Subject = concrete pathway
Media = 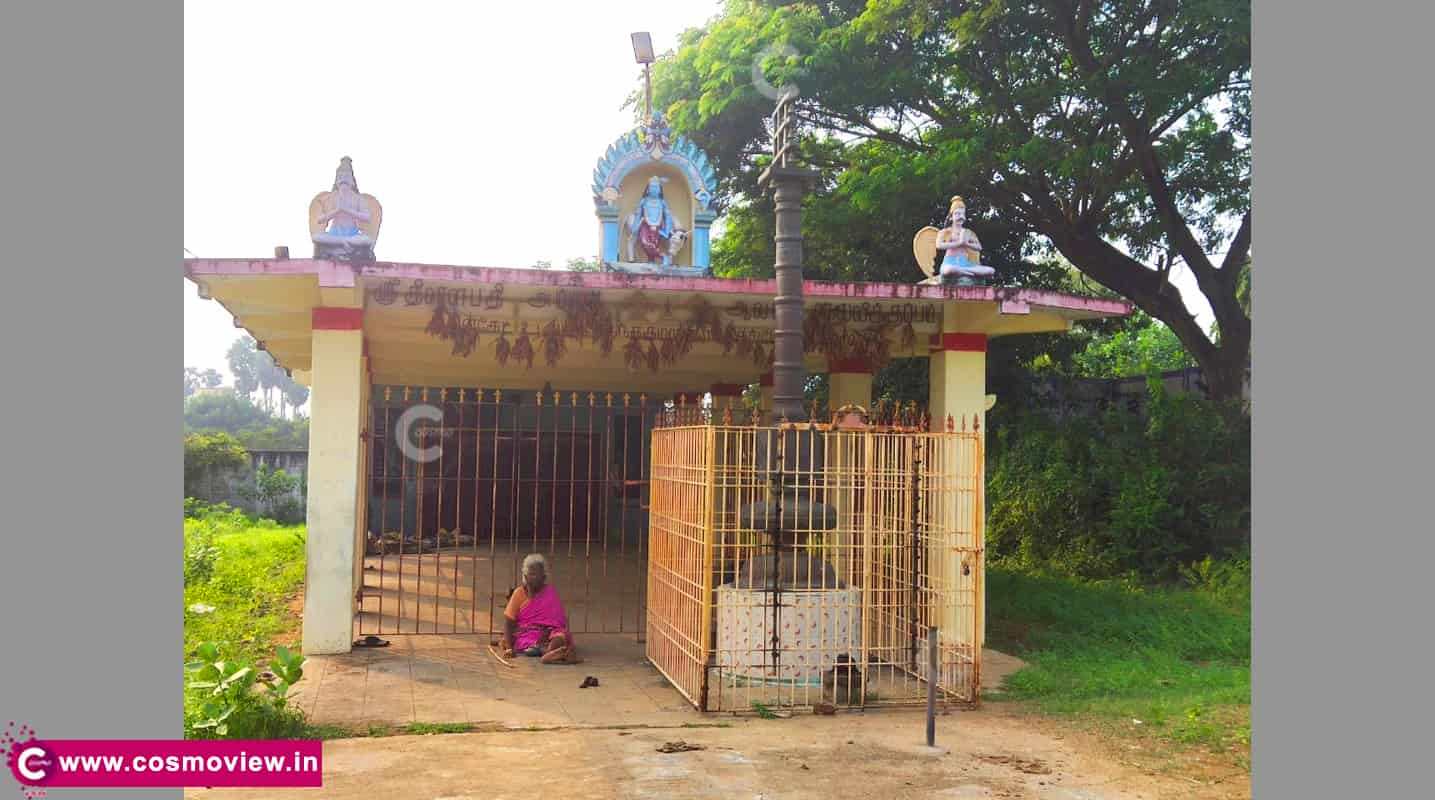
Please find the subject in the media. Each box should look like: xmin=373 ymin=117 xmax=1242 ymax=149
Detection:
xmin=187 ymin=708 xmax=1248 ymax=800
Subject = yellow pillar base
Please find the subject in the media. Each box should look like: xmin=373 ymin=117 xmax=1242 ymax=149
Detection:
xmin=929 ymin=332 xmax=988 ymax=648
xmin=828 ymin=360 xmax=874 ymax=412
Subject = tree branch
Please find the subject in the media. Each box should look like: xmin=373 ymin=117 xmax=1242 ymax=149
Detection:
xmin=1049 ymin=0 xmax=1217 ymax=283
xmin=1221 ymin=209 xmax=1252 ymax=277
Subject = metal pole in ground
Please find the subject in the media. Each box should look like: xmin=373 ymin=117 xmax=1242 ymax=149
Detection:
xmin=926 ymin=626 xmax=938 ymax=747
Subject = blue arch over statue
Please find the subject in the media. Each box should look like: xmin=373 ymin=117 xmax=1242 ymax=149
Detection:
xmin=593 ymin=113 xmax=719 ymax=276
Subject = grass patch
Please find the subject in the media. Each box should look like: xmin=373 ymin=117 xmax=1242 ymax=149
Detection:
xmin=304 ymin=724 xmax=359 ymax=740
xmin=406 ymin=722 xmax=475 ymax=735
xmin=183 ymin=509 xmax=310 ymax=738
xmin=184 ymin=517 xmax=306 ymax=666
xmin=987 ymin=566 xmax=1250 ymax=754
xmin=750 ymin=701 xmax=779 ymax=719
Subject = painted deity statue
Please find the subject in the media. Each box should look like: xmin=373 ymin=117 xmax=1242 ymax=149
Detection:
xmin=309 ymin=157 xmax=382 ymax=261
xmin=641 ymin=111 xmax=673 ymax=156
xmin=626 ymin=176 xmax=678 ymax=264
xmin=913 ymin=195 xmax=996 ymax=285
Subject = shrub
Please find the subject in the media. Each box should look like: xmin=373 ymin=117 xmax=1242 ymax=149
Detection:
xmin=239 ymin=465 xmax=305 ymax=524
xmin=1179 ymin=553 xmax=1252 ymax=611
xmin=184 ymin=432 xmax=250 ymax=498
xmin=183 ymin=500 xmax=253 ymax=531
xmin=987 ymin=380 xmax=1250 ymax=581
xmin=184 ymin=525 xmax=221 ymax=586
xmin=185 ymin=643 xmax=307 ymax=739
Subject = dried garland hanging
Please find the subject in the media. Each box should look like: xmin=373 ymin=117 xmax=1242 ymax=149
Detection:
xmin=424 ymin=299 xmax=481 ymax=357
xmin=424 ymin=288 xmax=905 ymax=374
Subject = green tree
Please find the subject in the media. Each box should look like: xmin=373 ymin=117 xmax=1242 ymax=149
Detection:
xmin=256 ymin=354 xmax=286 ymax=416
xmin=227 ymin=337 xmax=260 ymax=399
xmin=282 ymin=381 xmax=310 ymax=415
xmin=1072 ymin=311 xmax=1195 ymax=379
xmin=649 ymin=0 xmax=1251 ymax=400
xmin=184 ymin=392 xmax=310 ymax=450
xmin=183 ymin=431 xmax=250 ymax=498
xmin=184 ymin=367 xmax=223 ymax=397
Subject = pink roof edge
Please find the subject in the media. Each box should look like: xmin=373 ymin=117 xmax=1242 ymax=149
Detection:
xmin=183 ymin=257 xmax=1132 ymax=317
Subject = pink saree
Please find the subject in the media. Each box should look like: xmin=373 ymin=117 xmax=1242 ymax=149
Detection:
xmin=513 ymin=585 xmax=570 ymax=652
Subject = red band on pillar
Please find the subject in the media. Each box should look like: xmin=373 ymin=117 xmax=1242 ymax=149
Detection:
xmin=710 ymin=383 xmax=745 ymax=397
xmin=674 ymin=391 xmax=704 ymax=404
xmin=936 ymin=333 xmax=987 ymax=352
xmin=312 ymin=307 xmax=363 ymax=330
xmin=828 ymin=358 xmax=872 ymax=374
xmin=759 ymin=372 xmax=774 ymax=387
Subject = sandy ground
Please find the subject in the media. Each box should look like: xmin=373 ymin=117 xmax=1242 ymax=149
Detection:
xmin=186 ymin=705 xmax=1249 ymax=800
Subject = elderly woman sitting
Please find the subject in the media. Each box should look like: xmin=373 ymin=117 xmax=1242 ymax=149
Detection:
xmin=501 ymin=554 xmax=580 ymax=664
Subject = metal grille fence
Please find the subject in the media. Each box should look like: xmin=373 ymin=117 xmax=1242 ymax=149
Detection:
xmin=646 ymin=415 xmax=984 ymax=712
xmin=356 ymin=387 xmax=668 ymax=638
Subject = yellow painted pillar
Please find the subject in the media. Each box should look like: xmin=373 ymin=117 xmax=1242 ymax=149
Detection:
xmin=827 ymin=358 xmax=874 ymax=412
xmin=928 ymin=331 xmax=988 ymax=655
xmin=928 ymin=333 xmax=987 ymax=431
xmin=758 ymin=372 xmax=774 ymax=419
xmin=302 ymin=307 xmax=366 ymax=655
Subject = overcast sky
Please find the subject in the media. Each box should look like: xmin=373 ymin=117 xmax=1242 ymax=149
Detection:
xmin=184 ymin=0 xmax=1213 ymax=382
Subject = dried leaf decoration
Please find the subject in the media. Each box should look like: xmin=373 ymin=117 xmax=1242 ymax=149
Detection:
xmin=494 ymin=331 xmax=511 ymax=366
xmin=541 ymin=320 xmax=566 ymax=368
xmin=511 ymin=326 xmax=535 ymax=369
xmin=623 ymin=334 xmax=645 ymax=372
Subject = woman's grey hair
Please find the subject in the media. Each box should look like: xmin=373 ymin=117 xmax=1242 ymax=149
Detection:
xmin=521 ymin=553 xmax=548 ymax=577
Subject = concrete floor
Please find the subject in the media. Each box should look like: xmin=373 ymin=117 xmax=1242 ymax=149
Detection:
xmin=298 ymin=634 xmax=696 ymax=730
xmin=299 ymin=632 xmax=1027 ymax=730
xmin=332 ymin=546 xmax=1022 ymax=728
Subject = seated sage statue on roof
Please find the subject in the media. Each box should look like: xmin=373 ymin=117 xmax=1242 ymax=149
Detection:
xmin=913 ymin=195 xmax=996 ymax=286
xmin=309 ymin=156 xmax=382 ymax=262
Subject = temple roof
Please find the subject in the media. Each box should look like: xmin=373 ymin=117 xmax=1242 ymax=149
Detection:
xmin=185 ymin=258 xmax=1130 ymax=391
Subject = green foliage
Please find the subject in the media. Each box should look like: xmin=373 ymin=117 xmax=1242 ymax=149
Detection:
xmin=650 ymin=0 xmax=1251 ymax=398
xmin=184 ymin=366 xmax=223 ymax=397
xmin=183 ymin=499 xmax=254 ymax=528
xmin=184 ymin=524 xmax=221 ymax=587
xmin=988 ymin=566 xmax=1249 ymax=753
xmin=227 ymin=337 xmax=261 ymax=398
xmin=1071 ymin=312 xmax=1196 ymax=379
xmin=183 ymin=517 xmax=305 ymax=668
xmin=184 ymin=390 xmax=310 ymax=450
xmin=987 ymin=382 xmax=1250 ymax=581
xmin=1178 ymin=552 xmax=1251 ymax=612
xmin=184 ymin=431 xmax=250 ymax=497
xmin=239 ymin=465 xmax=305 ymax=525
xmin=185 ymin=642 xmax=307 ymax=739
xmin=226 ymin=335 xmax=310 ymax=418
xmin=405 ymin=722 xmax=475 ymax=735
xmin=183 ymin=513 xmax=311 ymax=739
